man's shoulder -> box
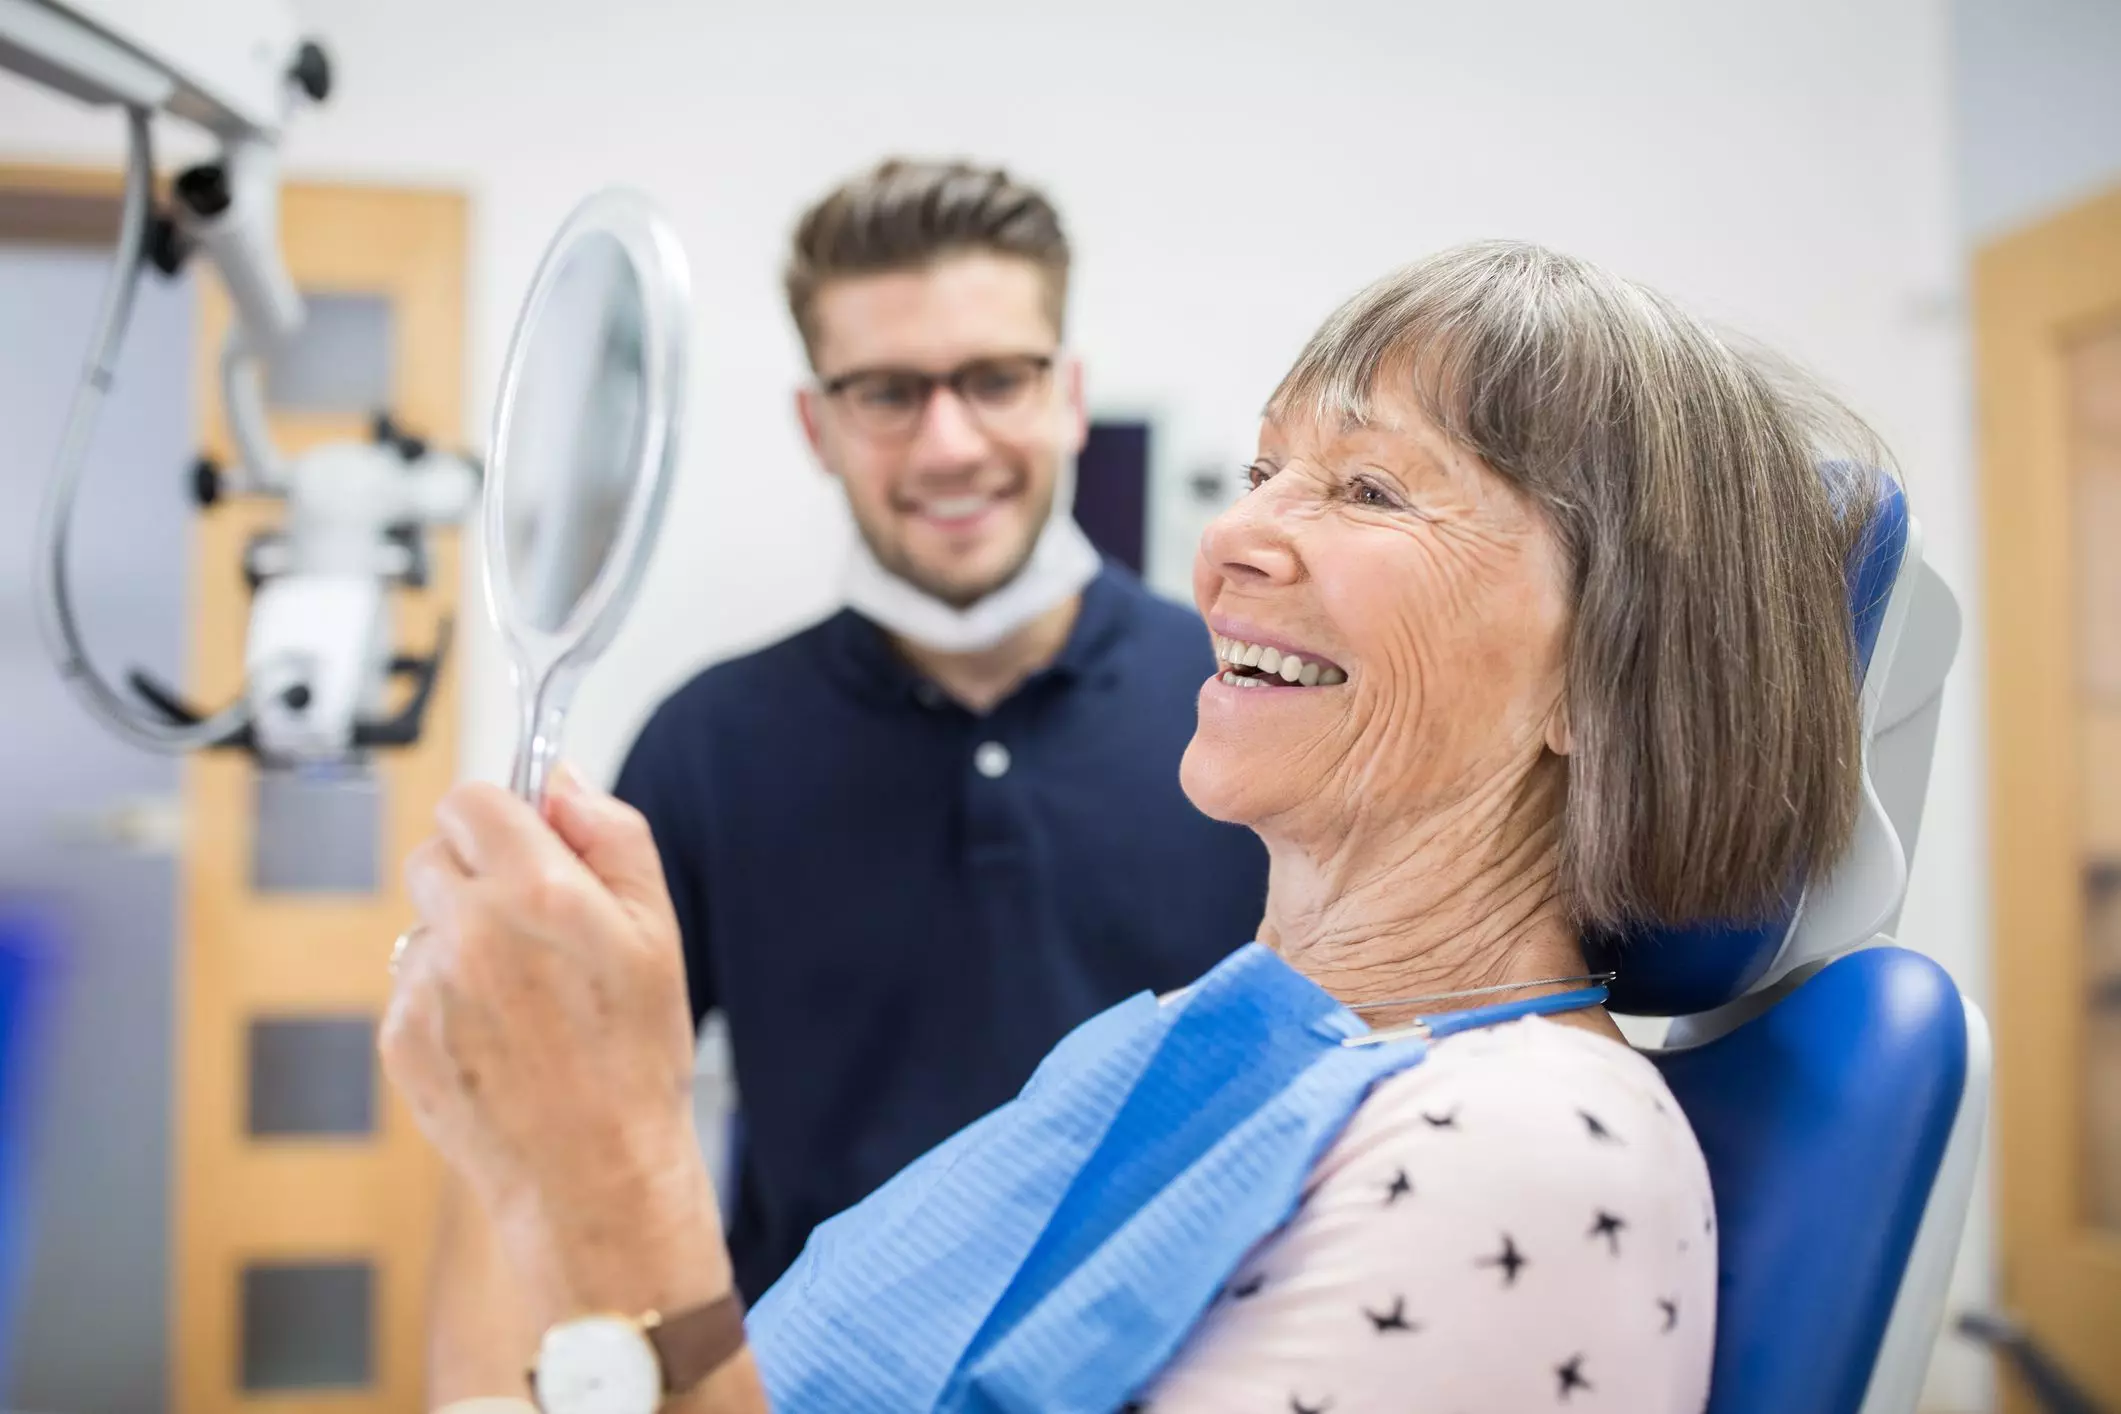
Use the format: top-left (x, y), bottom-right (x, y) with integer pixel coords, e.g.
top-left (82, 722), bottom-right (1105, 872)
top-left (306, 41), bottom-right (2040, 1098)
top-left (1095, 567), bottom-right (1214, 661)
top-left (629, 612), bottom-right (852, 756)
top-left (670, 614), bottom-right (844, 702)
top-left (1116, 575), bottom-right (1209, 637)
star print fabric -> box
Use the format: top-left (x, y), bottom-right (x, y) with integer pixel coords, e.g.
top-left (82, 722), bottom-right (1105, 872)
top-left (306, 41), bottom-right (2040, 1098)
top-left (1138, 1017), bottom-right (1716, 1414)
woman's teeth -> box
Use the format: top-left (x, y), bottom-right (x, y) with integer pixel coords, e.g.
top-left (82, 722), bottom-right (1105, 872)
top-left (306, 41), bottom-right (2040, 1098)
top-left (1213, 635), bottom-right (1346, 688)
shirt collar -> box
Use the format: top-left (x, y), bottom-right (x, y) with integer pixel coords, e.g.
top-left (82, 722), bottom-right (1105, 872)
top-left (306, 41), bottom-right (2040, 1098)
top-left (823, 562), bottom-right (1138, 708)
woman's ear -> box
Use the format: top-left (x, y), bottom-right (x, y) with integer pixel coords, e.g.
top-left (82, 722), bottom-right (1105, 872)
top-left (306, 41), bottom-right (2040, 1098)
top-left (1543, 695), bottom-right (1574, 757)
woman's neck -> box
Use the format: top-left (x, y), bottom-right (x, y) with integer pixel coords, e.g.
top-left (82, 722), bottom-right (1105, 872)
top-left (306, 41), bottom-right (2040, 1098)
top-left (1257, 761), bottom-right (1589, 1012)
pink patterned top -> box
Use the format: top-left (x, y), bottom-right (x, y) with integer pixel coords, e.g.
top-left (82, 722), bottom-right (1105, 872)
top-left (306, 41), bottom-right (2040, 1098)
top-left (1138, 1016), bottom-right (1717, 1414)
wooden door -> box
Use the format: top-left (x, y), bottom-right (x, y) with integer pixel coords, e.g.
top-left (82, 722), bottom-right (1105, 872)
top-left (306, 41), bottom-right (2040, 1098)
top-left (169, 181), bottom-right (466, 1413)
top-left (1977, 183), bottom-right (2121, 1410)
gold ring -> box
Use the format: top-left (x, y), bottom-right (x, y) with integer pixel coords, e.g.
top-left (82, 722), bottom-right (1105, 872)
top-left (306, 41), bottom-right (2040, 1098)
top-left (389, 928), bottom-right (418, 977)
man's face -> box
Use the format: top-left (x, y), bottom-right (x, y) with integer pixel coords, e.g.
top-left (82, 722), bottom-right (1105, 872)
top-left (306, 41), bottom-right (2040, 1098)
top-left (798, 253), bottom-right (1085, 609)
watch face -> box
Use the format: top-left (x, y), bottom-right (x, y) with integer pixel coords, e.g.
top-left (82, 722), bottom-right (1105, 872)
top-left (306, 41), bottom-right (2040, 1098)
top-left (536, 1315), bottom-right (662, 1414)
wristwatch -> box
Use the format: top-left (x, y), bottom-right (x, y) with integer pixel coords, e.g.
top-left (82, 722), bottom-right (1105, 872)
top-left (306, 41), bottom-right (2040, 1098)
top-left (531, 1293), bottom-right (746, 1414)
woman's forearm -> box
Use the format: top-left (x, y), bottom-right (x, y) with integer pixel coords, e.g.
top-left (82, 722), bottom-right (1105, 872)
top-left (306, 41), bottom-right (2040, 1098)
top-left (430, 1172), bottom-right (543, 1405)
top-left (498, 1159), bottom-right (769, 1412)
top-left (670, 1351), bottom-right (772, 1414)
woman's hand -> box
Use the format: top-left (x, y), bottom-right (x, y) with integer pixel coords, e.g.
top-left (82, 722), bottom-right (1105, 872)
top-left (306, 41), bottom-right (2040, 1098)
top-left (380, 769), bottom-right (730, 1326)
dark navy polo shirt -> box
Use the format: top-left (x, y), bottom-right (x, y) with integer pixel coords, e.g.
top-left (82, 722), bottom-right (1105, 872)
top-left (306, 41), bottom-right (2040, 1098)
top-left (613, 564), bottom-right (1269, 1300)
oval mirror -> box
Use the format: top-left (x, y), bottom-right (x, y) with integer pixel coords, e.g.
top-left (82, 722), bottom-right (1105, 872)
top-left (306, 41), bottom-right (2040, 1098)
top-left (484, 188), bottom-right (690, 803)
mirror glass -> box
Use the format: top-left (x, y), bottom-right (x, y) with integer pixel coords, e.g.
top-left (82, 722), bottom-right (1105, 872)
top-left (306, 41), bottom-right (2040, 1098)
top-left (498, 232), bottom-right (646, 634)
top-left (484, 189), bottom-right (688, 802)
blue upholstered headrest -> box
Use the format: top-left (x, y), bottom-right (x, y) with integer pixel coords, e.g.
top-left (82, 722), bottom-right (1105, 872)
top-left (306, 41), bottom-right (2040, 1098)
top-left (1586, 474), bottom-right (1909, 1017)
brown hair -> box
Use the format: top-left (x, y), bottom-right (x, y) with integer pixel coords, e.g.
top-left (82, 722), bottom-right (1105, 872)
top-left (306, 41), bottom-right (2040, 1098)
top-left (784, 158), bottom-right (1070, 363)
top-left (1270, 241), bottom-right (1885, 930)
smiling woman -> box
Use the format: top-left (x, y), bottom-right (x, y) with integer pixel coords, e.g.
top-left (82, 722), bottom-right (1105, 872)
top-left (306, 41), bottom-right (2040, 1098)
top-left (386, 239), bottom-right (1886, 1414)
top-left (1219, 243), bottom-right (1876, 933)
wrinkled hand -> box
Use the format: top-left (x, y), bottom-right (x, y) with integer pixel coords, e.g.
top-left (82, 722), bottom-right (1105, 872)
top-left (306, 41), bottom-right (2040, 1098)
top-left (380, 768), bottom-right (728, 1321)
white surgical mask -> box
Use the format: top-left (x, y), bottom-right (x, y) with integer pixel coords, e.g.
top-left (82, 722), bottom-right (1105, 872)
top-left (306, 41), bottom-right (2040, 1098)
top-left (841, 465), bottom-right (1102, 654)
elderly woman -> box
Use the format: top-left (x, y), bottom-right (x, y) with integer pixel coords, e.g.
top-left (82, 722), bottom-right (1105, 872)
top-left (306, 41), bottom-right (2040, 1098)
top-left (384, 241), bottom-right (1877, 1414)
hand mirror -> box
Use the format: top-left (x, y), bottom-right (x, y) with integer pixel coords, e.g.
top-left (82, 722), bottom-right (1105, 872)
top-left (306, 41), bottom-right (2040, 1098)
top-left (484, 189), bottom-right (690, 803)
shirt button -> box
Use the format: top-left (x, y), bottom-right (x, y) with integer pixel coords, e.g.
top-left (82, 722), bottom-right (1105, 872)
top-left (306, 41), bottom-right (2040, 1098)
top-left (914, 682), bottom-right (945, 709)
top-left (974, 741), bottom-right (1012, 779)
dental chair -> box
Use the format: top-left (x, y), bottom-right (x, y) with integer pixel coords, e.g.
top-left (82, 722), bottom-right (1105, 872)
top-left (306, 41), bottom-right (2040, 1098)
top-left (1587, 480), bottom-right (1990, 1414)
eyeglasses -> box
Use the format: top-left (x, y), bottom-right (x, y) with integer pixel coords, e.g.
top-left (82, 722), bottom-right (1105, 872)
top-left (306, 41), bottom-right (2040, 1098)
top-left (818, 353), bottom-right (1056, 439)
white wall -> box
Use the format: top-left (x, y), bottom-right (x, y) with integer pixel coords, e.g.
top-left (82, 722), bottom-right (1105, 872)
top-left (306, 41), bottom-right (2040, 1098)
top-left (0, 0), bottom-right (1993, 1406)
top-left (1955, 0), bottom-right (2121, 241)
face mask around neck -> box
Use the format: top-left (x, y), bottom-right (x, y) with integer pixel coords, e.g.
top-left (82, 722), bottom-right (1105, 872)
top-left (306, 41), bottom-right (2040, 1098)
top-left (841, 507), bottom-right (1101, 655)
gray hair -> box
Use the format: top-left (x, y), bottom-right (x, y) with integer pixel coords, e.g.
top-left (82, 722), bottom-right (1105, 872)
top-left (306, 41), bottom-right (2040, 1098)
top-left (1270, 241), bottom-right (1885, 929)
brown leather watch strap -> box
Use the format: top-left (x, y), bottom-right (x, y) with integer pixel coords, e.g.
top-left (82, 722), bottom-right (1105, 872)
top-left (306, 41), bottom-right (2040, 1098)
top-left (646, 1291), bottom-right (747, 1398)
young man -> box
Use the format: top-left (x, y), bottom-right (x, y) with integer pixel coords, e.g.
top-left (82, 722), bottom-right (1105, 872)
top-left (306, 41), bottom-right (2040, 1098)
top-left (428, 159), bottom-right (1265, 1401)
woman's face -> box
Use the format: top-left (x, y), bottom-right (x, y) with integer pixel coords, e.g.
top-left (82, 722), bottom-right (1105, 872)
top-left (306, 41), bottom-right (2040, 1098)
top-left (1181, 389), bottom-right (1575, 848)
